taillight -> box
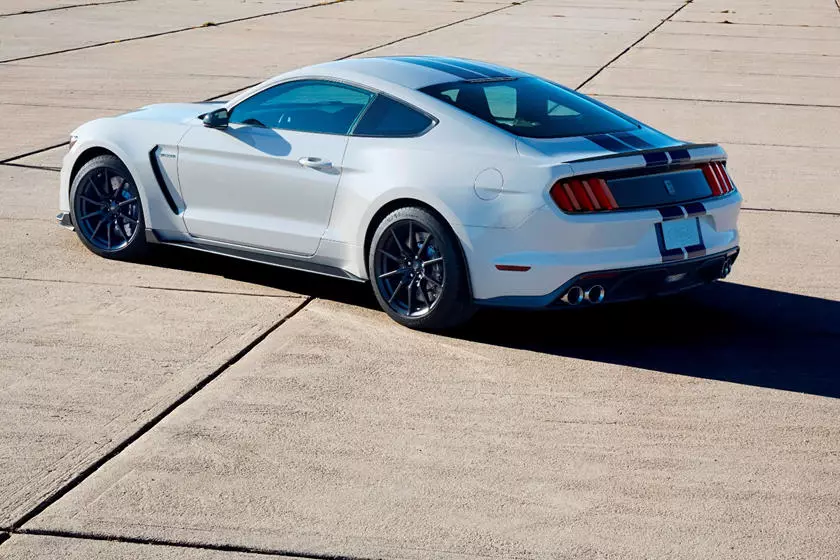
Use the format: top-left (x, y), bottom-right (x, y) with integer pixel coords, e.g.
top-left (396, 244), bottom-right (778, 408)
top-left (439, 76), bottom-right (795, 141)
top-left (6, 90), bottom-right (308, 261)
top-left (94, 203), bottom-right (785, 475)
top-left (550, 177), bottom-right (619, 213)
top-left (702, 161), bottom-right (736, 196)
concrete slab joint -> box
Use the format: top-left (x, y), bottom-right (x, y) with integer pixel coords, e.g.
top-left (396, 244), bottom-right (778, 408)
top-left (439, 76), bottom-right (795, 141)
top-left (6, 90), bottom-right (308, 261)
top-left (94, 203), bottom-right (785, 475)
top-left (0, 0), bottom-right (839, 558)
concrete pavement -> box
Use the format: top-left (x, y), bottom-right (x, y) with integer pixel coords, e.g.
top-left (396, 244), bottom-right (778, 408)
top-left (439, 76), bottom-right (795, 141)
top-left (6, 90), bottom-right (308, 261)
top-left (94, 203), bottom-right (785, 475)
top-left (1, 0), bottom-right (838, 558)
top-left (1, 533), bottom-right (282, 559)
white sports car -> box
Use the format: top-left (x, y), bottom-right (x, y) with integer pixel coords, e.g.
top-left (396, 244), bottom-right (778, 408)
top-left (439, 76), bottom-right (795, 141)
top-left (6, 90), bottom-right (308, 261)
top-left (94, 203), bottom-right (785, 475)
top-left (59, 56), bottom-right (741, 329)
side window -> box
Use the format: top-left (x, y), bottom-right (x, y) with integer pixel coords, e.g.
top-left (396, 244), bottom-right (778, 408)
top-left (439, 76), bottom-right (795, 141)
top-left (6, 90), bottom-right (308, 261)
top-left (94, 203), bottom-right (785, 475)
top-left (229, 80), bottom-right (373, 135)
top-left (439, 89), bottom-right (459, 103)
top-left (352, 95), bottom-right (434, 137)
top-left (484, 85), bottom-right (517, 120)
top-left (547, 99), bottom-right (580, 117)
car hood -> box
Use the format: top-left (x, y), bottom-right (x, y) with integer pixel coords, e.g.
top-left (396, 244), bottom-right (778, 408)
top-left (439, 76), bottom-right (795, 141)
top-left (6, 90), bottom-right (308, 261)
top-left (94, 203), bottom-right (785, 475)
top-left (116, 102), bottom-right (225, 124)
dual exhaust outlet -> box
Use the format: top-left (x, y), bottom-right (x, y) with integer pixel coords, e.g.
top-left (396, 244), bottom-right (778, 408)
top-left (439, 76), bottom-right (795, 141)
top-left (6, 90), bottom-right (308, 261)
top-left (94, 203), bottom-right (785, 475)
top-left (562, 285), bottom-right (605, 306)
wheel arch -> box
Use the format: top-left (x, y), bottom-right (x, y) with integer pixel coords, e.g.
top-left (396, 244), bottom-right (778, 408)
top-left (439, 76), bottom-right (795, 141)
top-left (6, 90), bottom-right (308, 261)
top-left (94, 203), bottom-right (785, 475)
top-left (362, 197), bottom-right (474, 299)
top-left (69, 146), bottom-right (118, 185)
top-left (65, 138), bottom-right (173, 233)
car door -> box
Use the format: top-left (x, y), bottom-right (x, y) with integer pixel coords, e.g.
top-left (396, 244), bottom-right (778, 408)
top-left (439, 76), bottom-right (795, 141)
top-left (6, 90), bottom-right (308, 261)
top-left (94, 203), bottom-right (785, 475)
top-left (176, 79), bottom-right (374, 256)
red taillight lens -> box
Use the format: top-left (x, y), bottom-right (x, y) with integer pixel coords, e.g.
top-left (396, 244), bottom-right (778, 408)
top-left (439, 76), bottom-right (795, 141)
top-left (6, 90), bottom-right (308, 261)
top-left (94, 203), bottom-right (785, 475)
top-left (703, 161), bottom-right (735, 196)
top-left (550, 177), bottom-right (619, 213)
top-left (569, 179), bottom-right (594, 211)
top-left (590, 178), bottom-right (618, 210)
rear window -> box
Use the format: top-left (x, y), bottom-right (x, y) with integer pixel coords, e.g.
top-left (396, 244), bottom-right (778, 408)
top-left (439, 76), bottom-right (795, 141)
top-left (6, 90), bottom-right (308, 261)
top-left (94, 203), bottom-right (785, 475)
top-left (420, 77), bottom-right (637, 139)
top-left (353, 95), bottom-right (434, 137)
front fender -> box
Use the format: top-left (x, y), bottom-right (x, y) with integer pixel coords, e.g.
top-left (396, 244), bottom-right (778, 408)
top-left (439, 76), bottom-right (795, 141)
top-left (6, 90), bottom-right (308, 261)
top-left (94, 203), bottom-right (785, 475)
top-left (61, 118), bottom-right (190, 234)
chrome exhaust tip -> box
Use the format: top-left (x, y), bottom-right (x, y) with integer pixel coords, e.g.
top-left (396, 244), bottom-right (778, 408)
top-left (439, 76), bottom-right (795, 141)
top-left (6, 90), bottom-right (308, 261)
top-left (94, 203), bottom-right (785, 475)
top-left (585, 285), bottom-right (605, 304)
top-left (563, 286), bottom-right (584, 306)
top-left (720, 259), bottom-right (733, 279)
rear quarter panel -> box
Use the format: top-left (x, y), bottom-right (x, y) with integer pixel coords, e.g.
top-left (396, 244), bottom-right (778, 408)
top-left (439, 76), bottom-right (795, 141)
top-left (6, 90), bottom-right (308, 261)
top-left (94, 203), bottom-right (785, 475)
top-left (331, 116), bottom-right (550, 278)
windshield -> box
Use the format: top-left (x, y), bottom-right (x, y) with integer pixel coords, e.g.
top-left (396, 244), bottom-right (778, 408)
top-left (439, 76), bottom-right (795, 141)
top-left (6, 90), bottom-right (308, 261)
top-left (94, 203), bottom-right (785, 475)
top-left (420, 77), bottom-right (637, 139)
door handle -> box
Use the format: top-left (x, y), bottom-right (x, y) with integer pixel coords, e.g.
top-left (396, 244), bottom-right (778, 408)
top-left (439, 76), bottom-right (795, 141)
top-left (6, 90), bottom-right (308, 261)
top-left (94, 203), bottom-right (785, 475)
top-left (298, 157), bottom-right (332, 169)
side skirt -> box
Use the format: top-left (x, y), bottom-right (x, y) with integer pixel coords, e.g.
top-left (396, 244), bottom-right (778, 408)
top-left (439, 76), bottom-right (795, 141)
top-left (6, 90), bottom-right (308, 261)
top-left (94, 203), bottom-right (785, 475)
top-left (154, 235), bottom-right (365, 283)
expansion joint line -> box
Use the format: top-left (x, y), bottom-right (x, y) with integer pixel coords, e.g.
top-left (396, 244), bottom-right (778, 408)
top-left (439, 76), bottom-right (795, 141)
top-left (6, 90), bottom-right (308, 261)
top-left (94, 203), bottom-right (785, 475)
top-left (0, 0), bottom-right (137, 18)
top-left (0, 0), bottom-right (351, 64)
top-left (9, 297), bottom-right (313, 531)
top-left (12, 528), bottom-right (373, 560)
top-left (205, 0), bottom-right (534, 102)
top-left (577, 0), bottom-right (694, 90)
top-left (2, 0), bottom-right (531, 162)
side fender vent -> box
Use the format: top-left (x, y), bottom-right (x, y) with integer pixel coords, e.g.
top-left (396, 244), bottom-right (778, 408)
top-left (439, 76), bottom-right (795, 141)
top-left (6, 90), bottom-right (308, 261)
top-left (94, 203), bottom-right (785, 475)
top-left (149, 146), bottom-right (180, 214)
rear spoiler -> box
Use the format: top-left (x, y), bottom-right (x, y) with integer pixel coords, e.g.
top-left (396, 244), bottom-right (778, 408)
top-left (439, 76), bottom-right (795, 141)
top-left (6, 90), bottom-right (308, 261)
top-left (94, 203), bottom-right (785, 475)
top-left (569, 143), bottom-right (727, 176)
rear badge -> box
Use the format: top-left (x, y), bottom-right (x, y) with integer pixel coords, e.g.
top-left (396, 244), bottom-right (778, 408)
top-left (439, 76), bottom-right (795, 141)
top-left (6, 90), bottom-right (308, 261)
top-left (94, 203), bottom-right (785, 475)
top-left (664, 179), bottom-right (676, 195)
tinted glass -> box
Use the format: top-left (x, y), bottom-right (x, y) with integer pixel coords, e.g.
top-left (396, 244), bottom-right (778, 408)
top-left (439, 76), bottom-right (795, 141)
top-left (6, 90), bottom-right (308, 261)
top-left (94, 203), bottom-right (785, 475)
top-left (353, 95), bottom-right (434, 137)
top-left (230, 80), bottom-right (373, 135)
top-left (420, 77), bottom-right (637, 139)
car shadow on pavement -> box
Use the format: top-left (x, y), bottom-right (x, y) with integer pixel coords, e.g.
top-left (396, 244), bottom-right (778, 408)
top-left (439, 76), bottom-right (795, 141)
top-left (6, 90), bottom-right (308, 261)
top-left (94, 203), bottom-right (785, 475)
top-left (153, 246), bottom-right (838, 399)
top-left (152, 245), bottom-right (377, 307)
top-left (457, 283), bottom-right (840, 400)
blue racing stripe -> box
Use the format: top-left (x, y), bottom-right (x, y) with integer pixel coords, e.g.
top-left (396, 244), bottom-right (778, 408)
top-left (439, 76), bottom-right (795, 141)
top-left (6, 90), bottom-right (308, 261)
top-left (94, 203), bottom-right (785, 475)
top-left (683, 202), bottom-right (706, 217)
top-left (612, 131), bottom-right (654, 150)
top-left (429, 57), bottom-right (512, 79)
top-left (658, 206), bottom-right (685, 221)
top-left (685, 219), bottom-right (707, 259)
top-left (668, 148), bottom-right (691, 163)
top-left (588, 134), bottom-right (633, 153)
top-left (655, 223), bottom-right (685, 263)
top-left (686, 245), bottom-right (707, 259)
top-left (386, 57), bottom-right (485, 80)
top-left (644, 152), bottom-right (669, 167)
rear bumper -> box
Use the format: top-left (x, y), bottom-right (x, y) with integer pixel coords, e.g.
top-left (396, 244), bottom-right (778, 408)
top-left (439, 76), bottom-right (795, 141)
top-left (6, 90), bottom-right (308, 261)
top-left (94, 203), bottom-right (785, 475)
top-left (477, 247), bottom-right (739, 309)
top-left (465, 191), bottom-right (741, 302)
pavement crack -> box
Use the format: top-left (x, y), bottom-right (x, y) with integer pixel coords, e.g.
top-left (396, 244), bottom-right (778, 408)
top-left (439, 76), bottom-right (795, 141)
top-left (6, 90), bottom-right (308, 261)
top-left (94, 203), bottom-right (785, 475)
top-left (0, 0), bottom-right (137, 18)
top-left (576, 0), bottom-right (695, 90)
top-left (0, 276), bottom-right (304, 298)
top-left (645, 45), bottom-right (840, 58)
top-left (0, 532), bottom-right (9, 546)
top-left (589, 92), bottom-right (840, 109)
top-left (0, 142), bottom-right (68, 165)
top-left (202, 0), bottom-right (534, 102)
top-left (741, 207), bottom-right (840, 218)
top-left (335, 0), bottom-right (532, 61)
top-left (0, 0), bottom-right (351, 64)
top-left (3, 1), bottom-right (530, 160)
top-left (8, 297), bottom-right (314, 531)
top-left (13, 528), bottom-right (372, 559)
top-left (0, 162), bottom-right (60, 172)
top-left (678, 18), bottom-right (840, 29)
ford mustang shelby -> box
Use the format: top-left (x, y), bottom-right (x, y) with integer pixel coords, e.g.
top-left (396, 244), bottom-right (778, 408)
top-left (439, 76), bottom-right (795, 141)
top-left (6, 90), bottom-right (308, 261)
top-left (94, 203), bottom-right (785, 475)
top-left (58, 56), bottom-right (740, 329)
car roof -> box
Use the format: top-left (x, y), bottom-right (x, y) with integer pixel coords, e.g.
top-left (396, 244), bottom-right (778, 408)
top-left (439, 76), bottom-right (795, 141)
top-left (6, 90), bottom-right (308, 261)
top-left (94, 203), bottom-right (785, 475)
top-left (284, 56), bottom-right (531, 90)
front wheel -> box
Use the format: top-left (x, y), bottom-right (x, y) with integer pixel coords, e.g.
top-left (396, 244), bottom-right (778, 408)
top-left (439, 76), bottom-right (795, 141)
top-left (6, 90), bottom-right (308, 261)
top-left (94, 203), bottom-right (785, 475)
top-left (70, 154), bottom-right (149, 260)
top-left (368, 206), bottom-right (474, 330)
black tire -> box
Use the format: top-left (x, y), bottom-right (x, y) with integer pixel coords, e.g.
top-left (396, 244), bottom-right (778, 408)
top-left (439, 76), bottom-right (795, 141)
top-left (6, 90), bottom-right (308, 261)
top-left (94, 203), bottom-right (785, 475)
top-left (70, 154), bottom-right (149, 260)
top-left (368, 206), bottom-right (474, 330)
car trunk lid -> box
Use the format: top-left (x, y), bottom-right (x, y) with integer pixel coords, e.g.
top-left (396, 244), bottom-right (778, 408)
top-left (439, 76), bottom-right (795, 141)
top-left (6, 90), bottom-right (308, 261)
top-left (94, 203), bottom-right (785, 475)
top-left (548, 143), bottom-right (735, 213)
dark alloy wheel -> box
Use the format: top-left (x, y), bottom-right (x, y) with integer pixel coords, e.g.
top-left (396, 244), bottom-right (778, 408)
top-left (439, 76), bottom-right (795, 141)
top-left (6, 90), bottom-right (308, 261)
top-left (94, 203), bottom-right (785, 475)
top-left (70, 154), bottom-right (148, 260)
top-left (369, 206), bottom-right (473, 330)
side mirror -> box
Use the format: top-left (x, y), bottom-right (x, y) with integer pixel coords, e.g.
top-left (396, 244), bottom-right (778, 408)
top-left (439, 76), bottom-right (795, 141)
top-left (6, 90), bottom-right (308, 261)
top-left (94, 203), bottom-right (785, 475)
top-left (202, 108), bottom-right (229, 129)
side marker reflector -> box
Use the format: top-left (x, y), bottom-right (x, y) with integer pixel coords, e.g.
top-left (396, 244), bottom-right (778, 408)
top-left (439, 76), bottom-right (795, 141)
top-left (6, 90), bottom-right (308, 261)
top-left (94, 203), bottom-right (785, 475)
top-left (495, 264), bottom-right (531, 272)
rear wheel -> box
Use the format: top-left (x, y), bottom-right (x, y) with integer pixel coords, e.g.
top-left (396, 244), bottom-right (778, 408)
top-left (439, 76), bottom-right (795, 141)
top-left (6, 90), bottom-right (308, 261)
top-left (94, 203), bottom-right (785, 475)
top-left (70, 154), bottom-right (148, 260)
top-left (368, 206), bottom-right (473, 330)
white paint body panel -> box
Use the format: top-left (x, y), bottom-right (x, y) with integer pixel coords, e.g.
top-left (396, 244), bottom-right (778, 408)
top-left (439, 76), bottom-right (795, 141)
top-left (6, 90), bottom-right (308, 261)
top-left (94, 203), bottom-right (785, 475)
top-left (177, 123), bottom-right (347, 256)
top-left (59, 57), bottom-right (741, 306)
